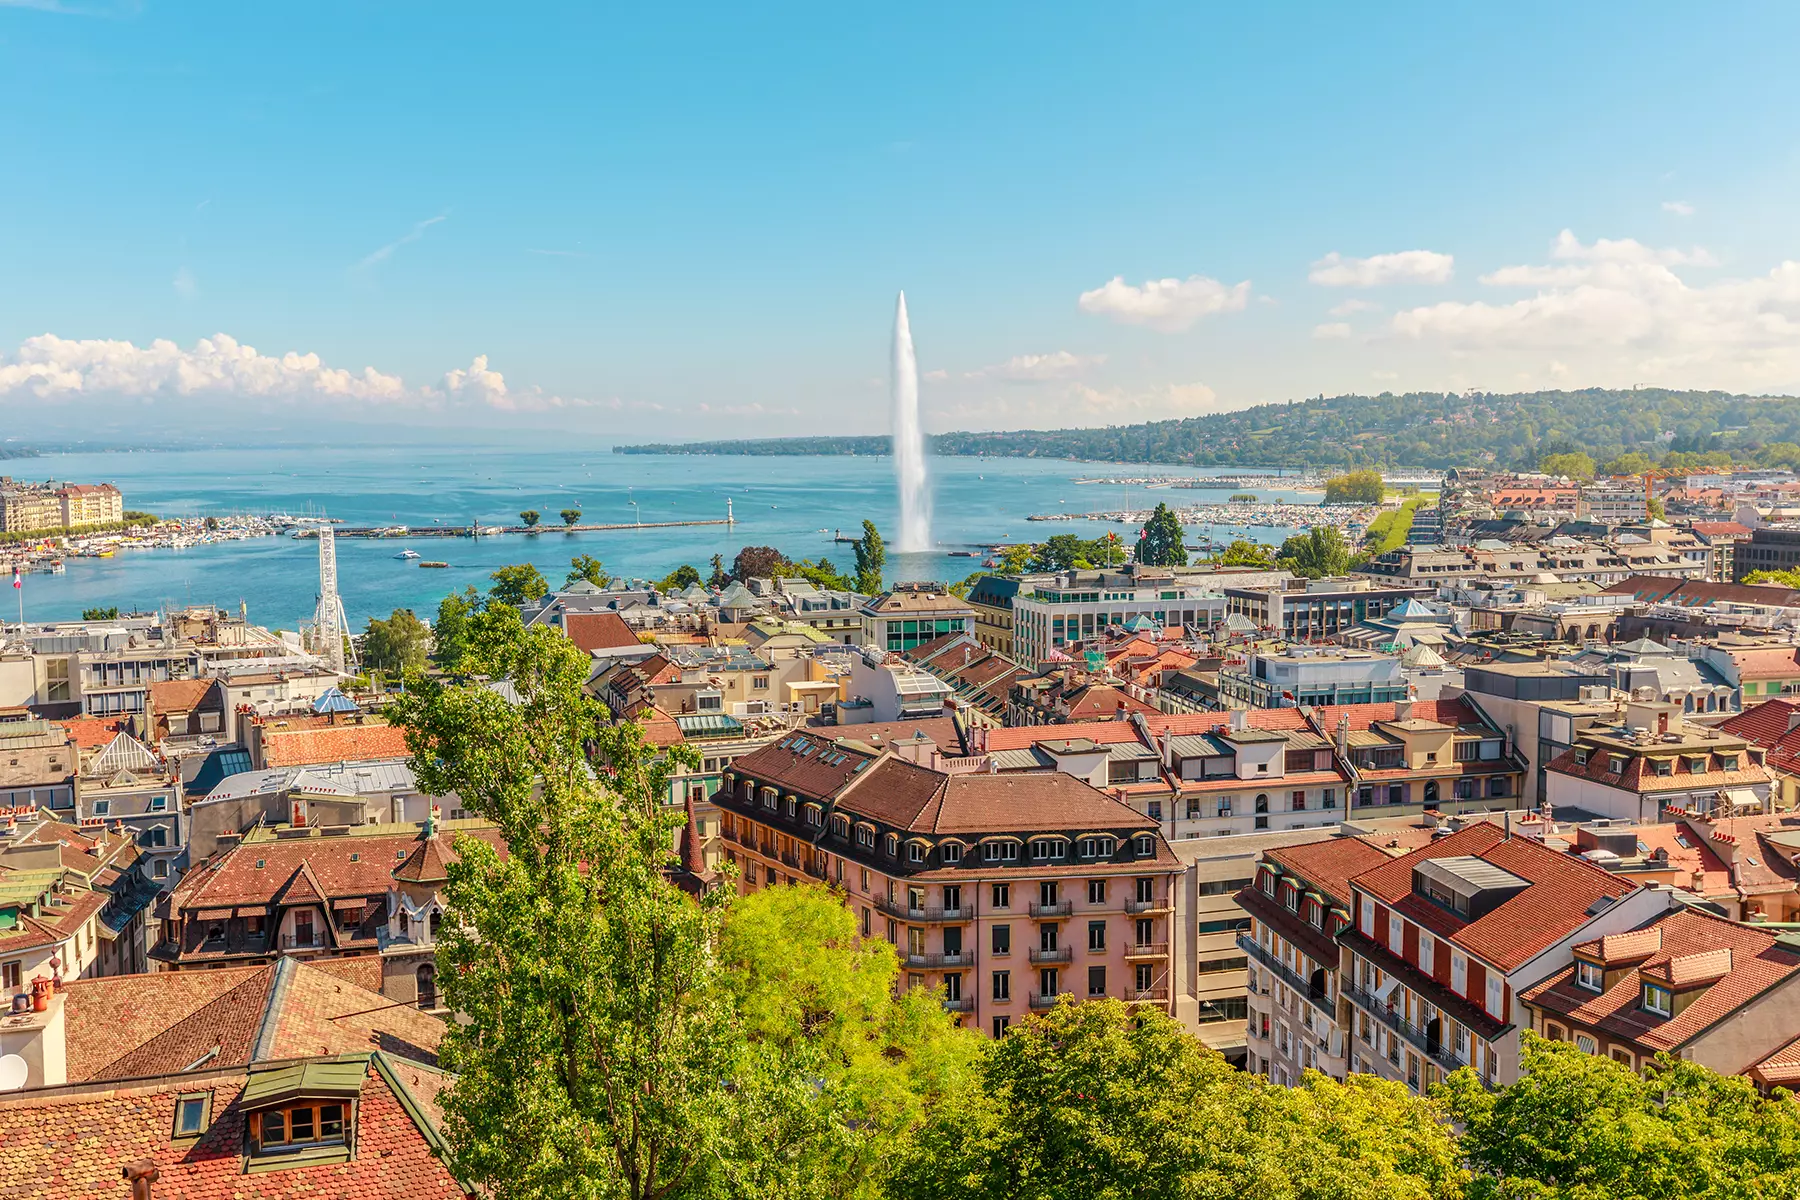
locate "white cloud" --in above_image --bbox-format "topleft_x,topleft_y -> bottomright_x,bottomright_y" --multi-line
922,369 -> 949,382
1328,298 -> 1381,317
1663,200 -> 1696,217
965,350 -> 1106,383
0,332 -> 606,413
1312,322 -> 1352,340
354,214 -> 446,270
172,267 -> 197,299
1309,250 -> 1454,287
1392,230 -> 1800,388
696,401 -> 800,417
1078,274 -> 1250,332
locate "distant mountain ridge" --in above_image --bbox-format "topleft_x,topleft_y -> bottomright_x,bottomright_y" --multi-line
615,388 -> 1800,470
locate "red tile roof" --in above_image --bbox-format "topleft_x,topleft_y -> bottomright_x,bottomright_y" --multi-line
260,722 -> 410,767
1060,684 -> 1159,720
1145,707 -> 1313,735
171,825 -> 505,910
150,677 -> 218,714
57,716 -> 125,751
1351,823 -> 1635,973
982,721 -> 1146,752
1725,646 -> 1800,681
0,1057 -> 464,1199
730,730 -> 874,798
564,611 -> 641,653
819,716 -> 966,755
1523,908 -> 1800,1057
1267,836 -> 1393,909
1312,697 -> 1482,733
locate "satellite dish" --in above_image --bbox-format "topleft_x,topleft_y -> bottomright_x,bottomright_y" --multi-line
0,1054 -> 28,1092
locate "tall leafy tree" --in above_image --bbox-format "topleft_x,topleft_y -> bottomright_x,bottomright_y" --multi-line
1212,539 -> 1275,568
1443,1035 -> 1800,1200
519,509 -> 542,528
708,554 -> 730,589
559,507 -> 583,526
1133,502 -> 1187,567
567,553 -> 611,588
361,607 -> 430,675
390,606 -> 729,1200
889,999 -> 1463,1200
433,586 -> 482,671
1276,526 -> 1352,579
853,519 -> 887,594
732,545 -> 785,581
1323,469 -> 1385,504
658,564 -> 702,591
1539,451 -> 1597,481
488,562 -> 549,607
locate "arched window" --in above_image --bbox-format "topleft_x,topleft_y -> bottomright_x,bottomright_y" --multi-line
1423,780 -> 1439,805
416,964 -> 437,1010
429,910 -> 442,937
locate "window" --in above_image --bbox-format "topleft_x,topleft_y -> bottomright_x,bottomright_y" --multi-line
1133,834 -> 1154,856
1203,877 -> 1253,897
92,800 -> 109,816
856,826 -> 875,849
907,842 -> 925,864
992,924 -> 1011,955
150,796 -> 167,812
1575,1033 -> 1597,1054
1136,877 -> 1154,904
3,960 -> 21,989
993,1016 -> 1010,1038
255,1102 -> 347,1150
1610,1047 -> 1634,1067
1419,932 -> 1435,976
1032,838 -> 1067,861
884,834 -> 898,857
1388,916 -> 1404,956
992,970 -> 1011,1001
173,1094 -> 211,1138
1291,790 -> 1306,811
1088,965 -> 1107,996
942,842 -> 962,864
1643,984 -> 1672,1017
1486,974 -> 1505,1019
1576,960 -> 1604,992
1452,952 -> 1467,995
1087,921 -> 1106,951
1196,917 -> 1251,934
1087,879 -> 1106,904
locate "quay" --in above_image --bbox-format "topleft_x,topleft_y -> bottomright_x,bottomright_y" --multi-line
295,518 -> 736,539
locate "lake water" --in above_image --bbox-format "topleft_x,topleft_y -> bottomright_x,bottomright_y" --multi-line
12,443 -> 1325,629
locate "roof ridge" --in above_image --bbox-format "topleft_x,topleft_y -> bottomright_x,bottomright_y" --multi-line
251,956 -> 297,1062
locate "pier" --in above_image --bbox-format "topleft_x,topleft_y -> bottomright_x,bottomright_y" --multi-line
295,518 -> 736,539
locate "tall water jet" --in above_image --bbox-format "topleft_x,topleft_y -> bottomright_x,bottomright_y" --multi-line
891,291 -> 932,552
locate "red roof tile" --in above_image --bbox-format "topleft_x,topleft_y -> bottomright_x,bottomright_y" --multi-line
1266,837 -> 1393,909
564,611 -> 641,653
261,722 -> 410,767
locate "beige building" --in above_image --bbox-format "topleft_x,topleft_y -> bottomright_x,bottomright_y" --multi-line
57,483 -> 123,528
0,486 -> 61,534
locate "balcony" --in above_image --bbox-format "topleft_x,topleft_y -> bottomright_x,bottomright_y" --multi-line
1028,900 -> 1074,918
904,950 -> 977,969
875,896 -> 971,923
1126,899 -> 1170,915
1343,983 -> 1476,1079
1029,990 -> 1073,1010
1027,946 -> 1072,965
280,934 -> 324,951
1124,941 -> 1170,960
804,858 -> 827,880
941,997 -> 975,1013
1237,935 -> 1335,1022
1127,986 -> 1171,1004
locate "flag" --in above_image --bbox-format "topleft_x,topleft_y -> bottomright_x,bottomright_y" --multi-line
10,566 -> 18,590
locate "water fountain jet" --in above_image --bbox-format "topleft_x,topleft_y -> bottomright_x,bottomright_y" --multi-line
891,291 -> 931,553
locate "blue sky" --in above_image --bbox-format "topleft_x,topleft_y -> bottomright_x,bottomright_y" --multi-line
2,2 -> 1799,440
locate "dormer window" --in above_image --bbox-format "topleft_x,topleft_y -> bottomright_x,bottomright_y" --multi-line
1574,748 -> 1590,766
1643,983 -> 1672,1017
1719,755 -> 1738,771
172,1093 -> 211,1138
942,842 -> 963,864
1607,755 -> 1627,775
1133,834 -> 1153,856
907,842 -> 926,864
1576,960 -> 1604,992
1032,838 -> 1067,861
1079,836 -> 1116,859
255,1103 -> 347,1151
884,833 -> 899,857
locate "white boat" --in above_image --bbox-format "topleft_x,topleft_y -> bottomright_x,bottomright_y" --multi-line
394,549 -> 421,560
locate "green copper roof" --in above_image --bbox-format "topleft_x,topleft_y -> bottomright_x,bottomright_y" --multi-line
240,1056 -> 369,1110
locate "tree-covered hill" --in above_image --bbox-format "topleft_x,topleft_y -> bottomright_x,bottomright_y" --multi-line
617,388 -> 1800,470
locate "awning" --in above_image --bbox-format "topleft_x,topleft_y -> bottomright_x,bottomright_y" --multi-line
1374,973 -> 1403,1004
1726,788 -> 1764,811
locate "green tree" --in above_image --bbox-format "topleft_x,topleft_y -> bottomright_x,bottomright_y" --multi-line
995,544 -> 1035,574
1754,443 -> 1800,471
81,606 -> 120,621
1032,533 -> 1089,572
717,884 -> 981,1197
1539,451 -> 1597,481
1443,1035 -> 1800,1200
519,509 -> 541,528
853,519 -> 886,594
488,563 -> 549,607
658,564 -> 702,592
1600,451 -> 1656,476
203,516 -> 219,530
433,586 -> 482,671
388,607 -> 728,1200
1134,502 -> 1188,566
708,554 -> 730,589
567,553 -> 611,589
1324,469 -> 1385,504
784,556 -> 853,591
1212,539 -> 1275,568
559,508 -> 582,527
1646,496 -> 1666,520
361,607 -> 431,676
890,999 -> 1463,1200
1744,569 -> 1800,589
1277,526 -> 1352,579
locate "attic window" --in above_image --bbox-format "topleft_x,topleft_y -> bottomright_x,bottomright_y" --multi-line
1574,749 -> 1590,766
397,850 -> 408,859
1575,960 -> 1603,992
942,842 -> 963,864
349,853 -> 360,862
1643,983 -> 1672,1017
255,859 -> 265,869
172,1093 -> 211,1138
1607,755 -> 1627,775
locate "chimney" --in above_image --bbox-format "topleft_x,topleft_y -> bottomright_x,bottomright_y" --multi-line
1336,713 -> 1350,756
1395,698 -> 1415,722
0,989 -> 67,1087
1115,699 -> 1128,721
122,1161 -> 159,1200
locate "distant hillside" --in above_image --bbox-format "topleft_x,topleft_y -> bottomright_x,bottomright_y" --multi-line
617,389 -> 1800,470
0,444 -> 36,461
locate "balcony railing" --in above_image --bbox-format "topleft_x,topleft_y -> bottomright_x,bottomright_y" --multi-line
779,851 -> 801,869
1124,941 -> 1170,959
904,950 -> 977,969
941,997 -> 975,1013
875,897 -> 971,923
1029,901 -> 1074,918
804,858 -> 828,880
1237,935 -> 1336,1022
1127,987 -> 1170,1003
1126,899 -> 1169,914
280,934 -> 322,950
1029,990 -> 1073,1010
1027,946 -> 1072,965
1342,983 -> 1474,1078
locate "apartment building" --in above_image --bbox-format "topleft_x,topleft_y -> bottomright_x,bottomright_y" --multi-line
1733,526 -> 1800,581
0,717 -> 76,811
1217,646 -> 1409,709
714,730 -> 1185,1037
1238,837 -> 1391,1084
1577,484 -> 1650,525
1010,568 -> 1249,663
967,573 -> 1030,659
0,482 -> 61,534
1521,907 -> 1800,1086
154,814 -> 504,1009
1459,660 -> 1615,804
860,584 -> 977,654
1544,700 -> 1775,823
0,815 -> 155,991
1340,823 -> 1675,1093
55,482 -> 123,527
1222,579 -> 1432,642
